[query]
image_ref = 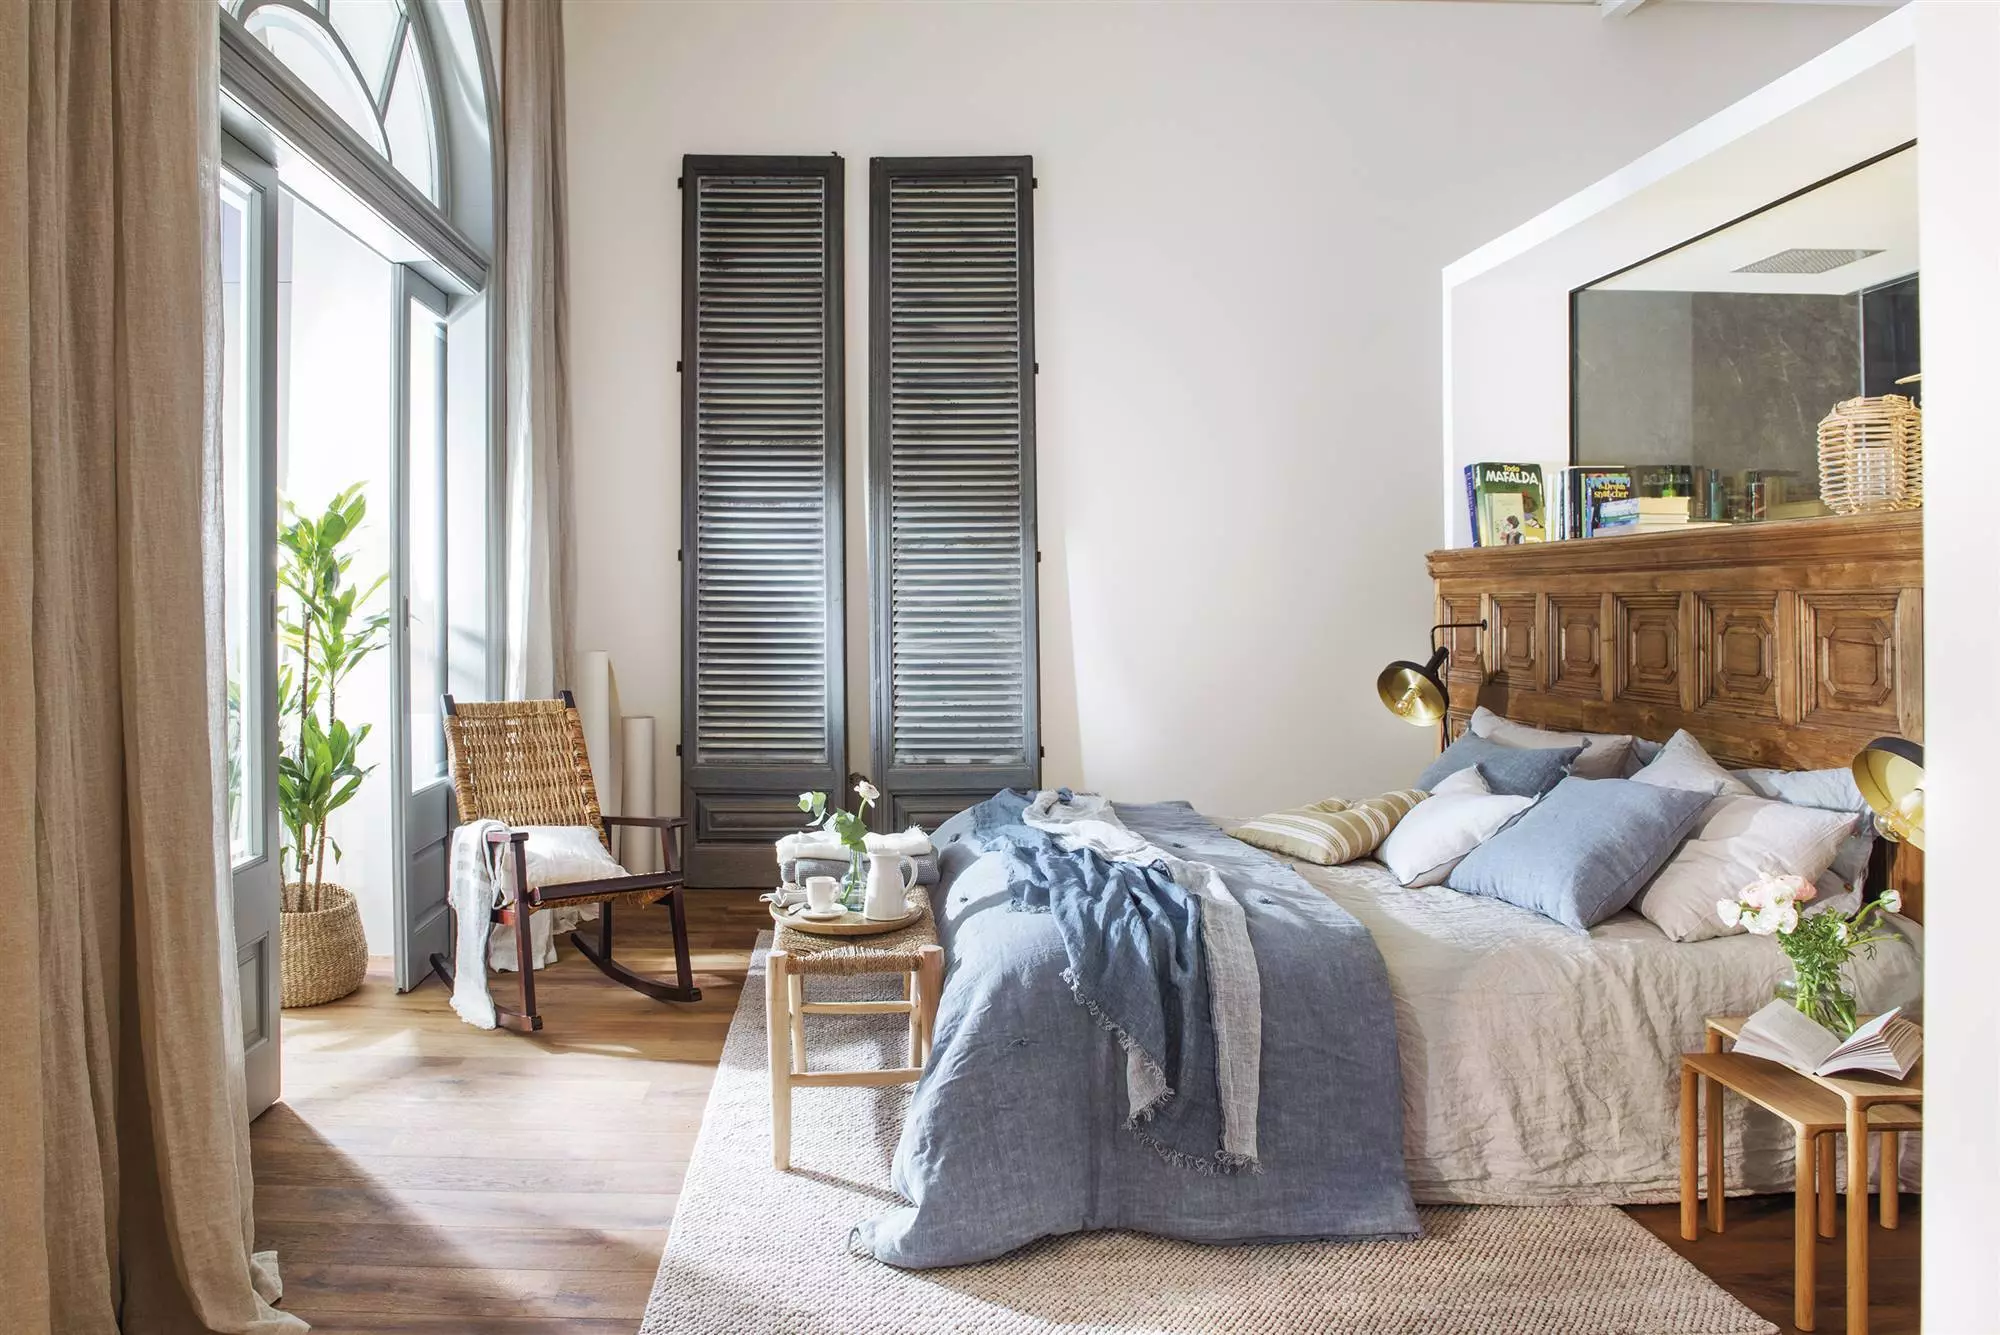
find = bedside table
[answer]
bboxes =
[1680,1015,1922,1335]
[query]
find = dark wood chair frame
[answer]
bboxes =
[429,692,701,1033]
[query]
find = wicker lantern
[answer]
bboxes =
[1817,392,1922,515]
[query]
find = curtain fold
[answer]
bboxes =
[1,1,304,1330]
[502,0,576,700]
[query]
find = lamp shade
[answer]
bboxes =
[1377,647,1449,727]
[1851,736,1925,851]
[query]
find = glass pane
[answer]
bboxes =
[221,172,260,866]
[246,8,387,156]
[382,32,438,204]
[329,0,404,97]
[407,298,447,787]
[276,191,396,912]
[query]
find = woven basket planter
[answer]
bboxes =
[280,882,368,1008]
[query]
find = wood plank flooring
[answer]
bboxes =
[252,890,1919,1334]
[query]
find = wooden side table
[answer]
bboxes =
[1680,1015,1922,1335]
[765,908,943,1171]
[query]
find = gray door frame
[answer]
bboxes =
[222,135,284,1119]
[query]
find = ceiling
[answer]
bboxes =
[1589,144,1915,294]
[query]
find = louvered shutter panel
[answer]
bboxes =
[682,156,844,886]
[869,157,1038,830]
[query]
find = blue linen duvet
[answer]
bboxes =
[850,798,1419,1269]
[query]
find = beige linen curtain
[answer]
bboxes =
[502,0,576,699]
[0,2,304,1331]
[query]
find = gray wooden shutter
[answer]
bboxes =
[682,156,844,885]
[868,157,1038,831]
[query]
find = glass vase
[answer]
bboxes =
[1776,965,1859,1039]
[841,851,866,911]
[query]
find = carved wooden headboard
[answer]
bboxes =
[1427,511,1923,919]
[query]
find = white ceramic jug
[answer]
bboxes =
[862,850,918,921]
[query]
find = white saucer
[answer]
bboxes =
[794,906,846,921]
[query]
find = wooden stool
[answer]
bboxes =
[765,908,943,1171]
[1681,1016,1923,1335]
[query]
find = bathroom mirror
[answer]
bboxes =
[1570,143,1918,524]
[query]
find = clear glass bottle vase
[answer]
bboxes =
[1775,965,1859,1038]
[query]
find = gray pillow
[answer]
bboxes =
[1417,734,1582,798]
[1446,776,1711,932]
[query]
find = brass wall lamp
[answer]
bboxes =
[1377,620,1487,728]
[1852,736,1925,850]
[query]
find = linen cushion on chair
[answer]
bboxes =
[487,826,627,973]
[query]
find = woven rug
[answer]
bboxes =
[642,938,1774,1335]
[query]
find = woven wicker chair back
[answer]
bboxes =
[443,698,609,848]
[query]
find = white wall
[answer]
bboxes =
[565,0,1885,820]
[1914,2,2000,1326]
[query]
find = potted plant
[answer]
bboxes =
[1717,874,1905,1038]
[275,484,390,1007]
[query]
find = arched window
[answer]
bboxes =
[223,0,446,209]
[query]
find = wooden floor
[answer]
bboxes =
[253,890,1919,1334]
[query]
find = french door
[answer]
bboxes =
[394,273,456,991]
[221,143,283,1118]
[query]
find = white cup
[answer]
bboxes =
[805,876,839,913]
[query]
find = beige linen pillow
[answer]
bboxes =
[1468,705,1634,781]
[1628,729,1753,798]
[1633,794,1858,941]
[1229,790,1427,866]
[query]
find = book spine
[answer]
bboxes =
[1463,465,1479,548]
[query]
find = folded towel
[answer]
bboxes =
[865,827,934,856]
[776,831,847,862]
[785,852,939,887]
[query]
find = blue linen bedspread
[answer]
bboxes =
[851,798,1420,1269]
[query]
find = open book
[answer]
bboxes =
[1731,1001,1921,1081]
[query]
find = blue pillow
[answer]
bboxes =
[1417,734,1581,798]
[1445,776,1710,931]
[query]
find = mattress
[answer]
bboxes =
[1286,855,1924,1205]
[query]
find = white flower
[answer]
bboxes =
[1835,920,1850,944]
[1775,905,1800,935]
[854,779,881,803]
[1717,899,1742,927]
[1880,888,1903,914]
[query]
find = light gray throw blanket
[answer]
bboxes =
[1022,789,1262,1166]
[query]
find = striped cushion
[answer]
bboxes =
[1228,790,1428,866]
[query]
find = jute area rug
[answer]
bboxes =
[641,939,1774,1335]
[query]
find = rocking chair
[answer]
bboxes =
[431,692,700,1032]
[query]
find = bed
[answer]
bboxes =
[1292,855,1921,1206]
[857,510,1926,1267]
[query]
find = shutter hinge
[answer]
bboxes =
[676,360,684,373]
[1033,362,1040,374]
[1036,550,1043,564]
[676,176,684,189]
[676,549,684,563]
[1039,746,1046,758]
[675,743,683,757]
[1032,177,1039,188]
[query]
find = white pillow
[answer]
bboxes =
[1468,706,1634,781]
[501,824,626,894]
[1629,729,1753,798]
[1378,766,1534,889]
[1632,794,1858,941]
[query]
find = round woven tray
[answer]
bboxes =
[768,897,924,937]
